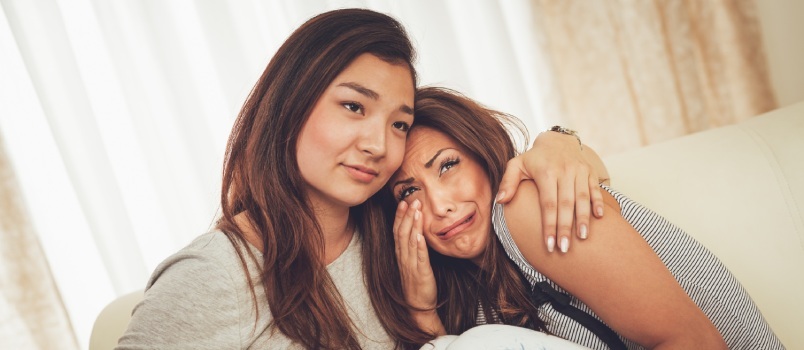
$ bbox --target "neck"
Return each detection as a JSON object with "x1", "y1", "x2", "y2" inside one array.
[
  {"x1": 232, "y1": 203, "x2": 354, "y2": 264},
  {"x1": 470, "y1": 254, "x2": 486, "y2": 267},
  {"x1": 311, "y1": 200, "x2": 355, "y2": 265}
]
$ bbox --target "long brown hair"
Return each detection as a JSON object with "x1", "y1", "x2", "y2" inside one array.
[
  {"x1": 216, "y1": 9, "x2": 427, "y2": 349},
  {"x1": 393, "y1": 87, "x2": 547, "y2": 341}
]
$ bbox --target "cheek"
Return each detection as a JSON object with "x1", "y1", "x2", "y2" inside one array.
[
  {"x1": 422, "y1": 235, "x2": 448, "y2": 256},
  {"x1": 386, "y1": 136, "x2": 407, "y2": 172},
  {"x1": 299, "y1": 116, "x2": 346, "y2": 157}
]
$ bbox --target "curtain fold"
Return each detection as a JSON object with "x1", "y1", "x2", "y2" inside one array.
[
  {"x1": 533, "y1": 0, "x2": 776, "y2": 155},
  {"x1": 0, "y1": 135, "x2": 78, "y2": 350}
]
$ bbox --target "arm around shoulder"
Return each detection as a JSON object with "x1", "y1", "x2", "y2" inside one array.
[{"x1": 503, "y1": 183, "x2": 725, "y2": 349}]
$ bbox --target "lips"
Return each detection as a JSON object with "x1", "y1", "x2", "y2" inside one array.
[
  {"x1": 343, "y1": 164, "x2": 379, "y2": 183},
  {"x1": 436, "y1": 212, "x2": 476, "y2": 240}
]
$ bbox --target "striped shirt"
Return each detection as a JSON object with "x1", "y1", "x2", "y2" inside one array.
[{"x1": 491, "y1": 186, "x2": 784, "y2": 349}]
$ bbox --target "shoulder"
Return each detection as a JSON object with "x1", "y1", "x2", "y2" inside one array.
[
  {"x1": 146, "y1": 230, "x2": 257, "y2": 290},
  {"x1": 119, "y1": 230, "x2": 265, "y2": 348}
]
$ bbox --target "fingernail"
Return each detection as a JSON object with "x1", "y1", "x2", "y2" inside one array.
[
  {"x1": 416, "y1": 234, "x2": 421, "y2": 242},
  {"x1": 399, "y1": 201, "x2": 407, "y2": 209},
  {"x1": 495, "y1": 191, "x2": 506, "y2": 203},
  {"x1": 412, "y1": 199, "x2": 421, "y2": 209},
  {"x1": 560, "y1": 237, "x2": 569, "y2": 253},
  {"x1": 596, "y1": 206, "x2": 603, "y2": 217},
  {"x1": 580, "y1": 225, "x2": 588, "y2": 239},
  {"x1": 547, "y1": 236, "x2": 555, "y2": 253},
  {"x1": 414, "y1": 209, "x2": 421, "y2": 220}
]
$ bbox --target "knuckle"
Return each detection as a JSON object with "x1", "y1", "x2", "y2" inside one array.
[
  {"x1": 576, "y1": 190, "x2": 590, "y2": 200},
  {"x1": 558, "y1": 198, "x2": 574, "y2": 208},
  {"x1": 557, "y1": 224, "x2": 572, "y2": 234}
]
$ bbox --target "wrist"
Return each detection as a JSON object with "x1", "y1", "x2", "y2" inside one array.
[
  {"x1": 410, "y1": 309, "x2": 446, "y2": 336},
  {"x1": 547, "y1": 125, "x2": 583, "y2": 150}
]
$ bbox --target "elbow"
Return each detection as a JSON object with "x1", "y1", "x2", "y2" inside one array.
[{"x1": 647, "y1": 330, "x2": 727, "y2": 350}]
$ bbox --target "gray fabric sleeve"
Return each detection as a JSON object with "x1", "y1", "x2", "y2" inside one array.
[{"x1": 115, "y1": 252, "x2": 244, "y2": 350}]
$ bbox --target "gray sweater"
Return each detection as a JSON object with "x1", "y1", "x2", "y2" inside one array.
[{"x1": 116, "y1": 230, "x2": 393, "y2": 349}]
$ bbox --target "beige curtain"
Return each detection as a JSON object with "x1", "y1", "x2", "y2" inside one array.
[
  {"x1": 0, "y1": 136, "x2": 77, "y2": 349},
  {"x1": 533, "y1": 0, "x2": 777, "y2": 155}
]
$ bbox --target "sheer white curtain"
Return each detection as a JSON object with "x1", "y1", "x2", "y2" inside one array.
[{"x1": 0, "y1": 0, "x2": 551, "y2": 347}]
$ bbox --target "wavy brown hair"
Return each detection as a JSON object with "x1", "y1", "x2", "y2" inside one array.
[
  {"x1": 385, "y1": 87, "x2": 547, "y2": 345},
  {"x1": 216, "y1": 9, "x2": 430, "y2": 349}
]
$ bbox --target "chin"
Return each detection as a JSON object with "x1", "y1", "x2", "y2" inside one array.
[{"x1": 340, "y1": 193, "x2": 375, "y2": 208}]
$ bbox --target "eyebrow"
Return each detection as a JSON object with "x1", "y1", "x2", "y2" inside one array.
[
  {"x1": 391, "y1": 148, "x2": 452, "y2": 190},
  {"x1": 391, "y1": 177, "x2": 414, "y2": 190},
  {"x1": 425, "y1": 148, "x2": 450, "y2": 168},
  {"x1": 338, "y1": 82, "x2": 379, "y2": 100},
  {"x1": 337, "y1": 82, "x2": 413, "y2": 115}
]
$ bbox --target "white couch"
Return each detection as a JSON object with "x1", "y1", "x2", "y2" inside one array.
[
  {"x1": 90, "y1": 102, "x2": 804, "y2": 349},
  {"x1": 603, "y1": 101, "x2": 803, "y2": 348}
]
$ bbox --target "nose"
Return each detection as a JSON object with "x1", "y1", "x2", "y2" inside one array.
[
  {"x1": 426, "y1": 184, "x2": 456, "y2": 218},
  {"x1": 358, "y1": 118, "x2": 387, "y2": 157}
]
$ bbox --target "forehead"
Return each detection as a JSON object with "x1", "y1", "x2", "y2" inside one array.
[
  {"x1": 332, "y1": 53, "x2": 414, "y2": 97},
  {"x1": 405, "y1": 127, "x2": 457, "y2": 159}
]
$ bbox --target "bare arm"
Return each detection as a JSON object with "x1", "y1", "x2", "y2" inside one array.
[{"x1": 503, "y1": 182, "x2": 725, "y2": 349}]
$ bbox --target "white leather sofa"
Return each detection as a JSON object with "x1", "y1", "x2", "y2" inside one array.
[
  {"x1": 90, "y1": 102, "x2": 804, "y2": 349},
  {"x1": 603, "y1": 101, "x2": 803, "y2": 348}
]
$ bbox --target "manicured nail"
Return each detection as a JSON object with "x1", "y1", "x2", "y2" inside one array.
[
  {"x1": 414, "y1": 209, "x2": 421, "y2": 220},
  {"x1": 495, "y1": 191, "x2": 506, "y2": 203},
  {"x1": 547, "y1": 236, "x2": 555, "y2": 253},
  {"x1": 596, "y1": 206, "x2": 603, "y2": 217},
  {"x1": 560, "y1": 237, "x2": 569, "y2": 253},
  {"x1": 416, "y1": 234, "x2": 421, "y2": 242},
  {"x1": 412, "y1": 199, "x2": 421, "y2": 209},
  {"x1": 580, "y1": 225, "x2": 588, "y2": 239}
]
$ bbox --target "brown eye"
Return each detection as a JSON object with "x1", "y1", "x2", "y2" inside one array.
[
  {"x1": 439, "y1": 158, "x2": 460, "y2": 176},
  {"x1": 343, "y1": 102, "x2": 363, "y2": 114},
  {"x1": 397, "y1": 186, "x2": 418, "y2": 201},
  {"x1": 392, "y1": 121, "x2": 410, "y2": 132}
]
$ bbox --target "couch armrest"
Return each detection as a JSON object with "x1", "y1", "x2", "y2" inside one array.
[
  {"x1": 603, "y1": 101, "x2": 804, "y2": 348},
  {"x1": 89, "y1": 290, "x2": 143, "y2": 350}
]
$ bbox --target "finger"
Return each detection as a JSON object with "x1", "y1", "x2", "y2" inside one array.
[
  {"x1": 396, "y1": 200, "x2": 418, "y2": 260},
  {"x1": 556, "y1": 174, "x2": 575, "y2": 253},
  {"x1": 590, "y1": 174, "x2": 605, "y2": 218},
  {"x1": 393, "y1": 200, "x2": 408, "y2": 237},
  {"x1": 416, "y1": 233, "x2": 431, "y2": 271},
  {"x1": 412, "y1": 209, "x2": 430, "y2": 271},
  {"x1": 574, "y1": 169, "x2": 592, "y2": 240},
  {"x1": 411, "y1": 208, "x2": 430, "y2": 270},
  {"x1": 393, "y1": 201, "x2": 408, "y2": 261},
  {"x1": 496, "y1": 157, "x2": 526, "y2": 204},
  {"x1": 539, "y1": 174, "x2": 558, "y2": 253},
  {"x1": 408, "y1": 208, "x2": 420, "y2": 262}
]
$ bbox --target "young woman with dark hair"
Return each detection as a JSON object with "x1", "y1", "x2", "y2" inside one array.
[
  {"x1": 115, "y1": 9, "x2": 608, "y2": 349},
  {"x1": 116, "y1": 9, "x2": 421, "y2": 349},
  {"x1": 389, "y1": 87, "x2": 783, "y2": 349}
]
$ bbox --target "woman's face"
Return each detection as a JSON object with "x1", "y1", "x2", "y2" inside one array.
[
  {"x1": 389, "y1": 127, "x2": 493, "y2": 264},
  {"x1": 297, "y1": 53, "x2": 415, "y2": 210}
]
